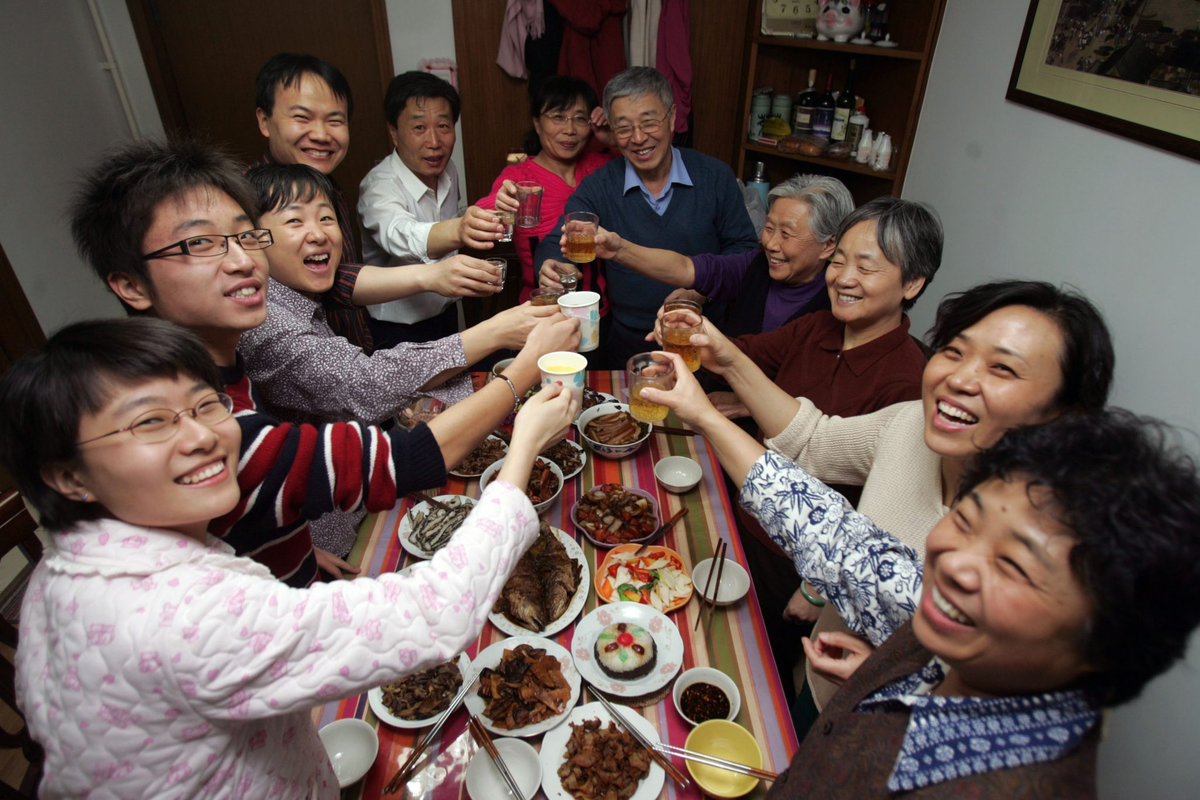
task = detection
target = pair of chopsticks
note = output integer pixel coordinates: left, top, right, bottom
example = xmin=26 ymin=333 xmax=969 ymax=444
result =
xmin=467 ymin=714 xmax=525 ymax=800
xmin=633 ymin=507 xmax=689 ymax=555
xmin=592 ymin=690 xmax=692 ymax=789
xmin=653 ymin=424 xmax=696 ymax=437
xmin=382 ymin=669 xmax=477 ymax=794
xmin=407 ymin=491 xmax=451 ymax=512
xmin=695 ymin=540 xmax=728 ymax=635
xmin=653 ymin=742 xmax=778 ymax=782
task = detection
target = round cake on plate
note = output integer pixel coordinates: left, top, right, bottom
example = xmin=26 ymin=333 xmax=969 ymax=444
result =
xmin=594 ymin=622 xmax=657 ymax=680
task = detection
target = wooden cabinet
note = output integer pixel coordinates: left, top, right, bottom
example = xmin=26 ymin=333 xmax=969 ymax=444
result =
xmin=734 ymin=0 xmax=947 ymax=202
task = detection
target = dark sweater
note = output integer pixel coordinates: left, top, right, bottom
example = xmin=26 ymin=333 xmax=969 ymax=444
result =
xmin=534 ymin=148 xmax=757 ymax=367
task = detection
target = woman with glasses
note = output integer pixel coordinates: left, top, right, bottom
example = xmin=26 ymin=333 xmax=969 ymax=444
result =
xmin=477 ymin=75 xmax=614 ymax=304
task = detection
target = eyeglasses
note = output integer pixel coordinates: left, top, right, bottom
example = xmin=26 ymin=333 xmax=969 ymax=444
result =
xmin=542 ymin=112 xmax=590 ymax=129
xmin=78 ymin=393 xmax=235 ymax=445
xmin=612 ymin=114 xmax=669 ymax=141
xmin=142 ymin=230 xmax=274 ymax=260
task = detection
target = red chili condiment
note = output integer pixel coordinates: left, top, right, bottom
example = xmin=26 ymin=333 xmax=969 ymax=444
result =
xmin=680 ymin=682 xmax=731 ymax=724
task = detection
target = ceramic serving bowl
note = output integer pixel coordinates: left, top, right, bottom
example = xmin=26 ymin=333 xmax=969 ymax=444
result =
xmin=318 ymin=718 xmax=378 ymax=788
xmin=464 ymin=737 xmax=541 ymax=800
xmin=570 ymin=485 xmax=660 ymax=549
xmin=480 ymin=456 xmax=564 ymax=513
xmin=684 ymin=719 xmax=762 ymax=798
xmin=654 ymin=456 xmax=703 ymax=493
xmin=576 ymin=402 xmax=652 ymax=459
xmin=672 ymin=666 xmax=741 ymax=726
xmin=691 ymin=557 xmax=751 ymax=606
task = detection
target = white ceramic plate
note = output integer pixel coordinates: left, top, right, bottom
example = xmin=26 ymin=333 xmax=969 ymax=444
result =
xmin=542 ymin=437 xmax=587 ymax=481
xmin=397 ymin=495 xmax=478 ymax=559
xmin=449 ymin=434 xmax=508 ymax=478
xmin=489 ymin=528 xmax=591 ymax=638
xmin=466 ymin=636 xmax=581 ymax=738
xmin=571 ymin=602 xmax=684 ymax=697
xmin=539 ymin=701 xmax=665 ymax=800
xmin=367 ymin=652 xmax=472 ymax=730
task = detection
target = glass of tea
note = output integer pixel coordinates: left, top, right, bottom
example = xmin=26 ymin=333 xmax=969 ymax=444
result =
xmin=563 ymin=211 xmax=599 ymax=264
xmin=658 ymin=308 xmax=703 ymax=372
xmin=531 ymin=287 xmax=564 ymax=306
xmin=627 ymin=352 xmax=675 ymax=424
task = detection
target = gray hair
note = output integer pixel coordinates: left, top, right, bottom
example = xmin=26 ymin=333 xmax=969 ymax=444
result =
xmin=602 ymin=67 xmax=674 ymax=120
xmin=835 ymin=196 xmax=944 ymax=311
xmin=767 ymin=174 xmax=855 ymax=244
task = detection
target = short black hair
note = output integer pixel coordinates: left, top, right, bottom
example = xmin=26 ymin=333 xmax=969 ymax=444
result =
xmin=0 ymin=318 xmax=224 ymax=533
xmin=522 ymin=76 xmax=600 ymax=156
xmin=70 ymin=137 xmax=258 ymax=297
xmin=835 ymin=197 xmax=943 ymax=311
xmin=928 ymin=280 xmax=1113 ymax=412
xmin=958 ymin=410 xmax=1200 ymax=707
xmin=246 ymin=163 xmax=336 ymax=221
xmin=255 ymin=53 xmax=353 ymax=119
xmin=384 ymin=71 xmax=461 ymax=128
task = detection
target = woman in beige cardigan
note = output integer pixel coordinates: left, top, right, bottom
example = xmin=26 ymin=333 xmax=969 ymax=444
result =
xmin=695 ymin=279 xmax=1115 ymax=717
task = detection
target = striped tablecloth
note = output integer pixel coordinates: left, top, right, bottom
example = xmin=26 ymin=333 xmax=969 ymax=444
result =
xmin=313 ymin=371 xmax=798 ymax=798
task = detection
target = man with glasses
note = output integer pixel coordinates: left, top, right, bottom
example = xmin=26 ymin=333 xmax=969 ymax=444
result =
xmin=359 ymin=71 xmax=506 ymax=347
xmin=534 ymin=67 xmax=758 ymax=368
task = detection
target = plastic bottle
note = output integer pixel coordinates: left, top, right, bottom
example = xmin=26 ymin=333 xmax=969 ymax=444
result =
xmin=747 ymin=162 xmax=771 ymax=211
xmin=872 ymin=134 xmax=893 ymax=172
xmin=847 ymin=105 xmax=869 ymax=156
xmin=855 ymin=129 xmax=874 ymax=164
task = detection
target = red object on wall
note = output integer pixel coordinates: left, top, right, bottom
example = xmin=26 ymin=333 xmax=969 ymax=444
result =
xmin=549 ymin=0 xmax=628 ymax=99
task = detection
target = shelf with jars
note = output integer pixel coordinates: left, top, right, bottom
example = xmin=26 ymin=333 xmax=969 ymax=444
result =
xmin=736 ymin=0 xmax=947 ymax=203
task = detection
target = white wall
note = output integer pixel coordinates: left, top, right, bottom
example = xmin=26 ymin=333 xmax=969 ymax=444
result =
xmin=0 ymin=1 xmax=165 ymax=334
xmin=903 ymin=2 xmax=1200 ymax=797
xmin=384 ymin=0 xmax=468 ymax=194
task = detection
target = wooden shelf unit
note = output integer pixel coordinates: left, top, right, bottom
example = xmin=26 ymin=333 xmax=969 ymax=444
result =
xmin=735 ymin=0 xmax=947 ymax=203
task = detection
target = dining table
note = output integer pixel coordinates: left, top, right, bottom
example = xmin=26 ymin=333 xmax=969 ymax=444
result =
xmin=311 ymin=371 xmax=799 ymax=799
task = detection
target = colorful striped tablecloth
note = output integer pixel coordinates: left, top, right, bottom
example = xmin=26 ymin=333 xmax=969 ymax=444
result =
xmin=313 ymin=371 xmax=798 ymax=798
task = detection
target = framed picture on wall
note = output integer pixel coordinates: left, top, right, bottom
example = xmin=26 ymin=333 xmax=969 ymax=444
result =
xmin=1007 ymin=0 xmax=1200 ymax=160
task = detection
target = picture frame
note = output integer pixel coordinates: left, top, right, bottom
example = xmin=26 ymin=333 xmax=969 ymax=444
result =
xmin=1006 ymin=0 xmax=1200 ymax=161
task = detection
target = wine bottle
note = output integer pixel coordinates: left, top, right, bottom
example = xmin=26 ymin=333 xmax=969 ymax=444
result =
xmin=813 ymin=74 xmax=835 ymax=140
xmin=831 ymin=60 xmax=857 ymax=142
xmin=792 ymin=69 xmax=818 ymax=135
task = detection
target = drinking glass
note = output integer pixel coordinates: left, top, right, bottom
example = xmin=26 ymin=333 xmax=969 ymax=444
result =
xmin=563 ymin=211 xmax=599 ymax=264
xmin=530 ymin=287 xmax=564 ymax=306
xmin=658 ymin=308 xmax=703 ymax=372
xmin=486 ymin=257 xmax=507 ymax=289
xmin=555 ymin=264 xmax=579 ymax=293
xmin=515 ymin=181 xmax=543 ymax=228
xmin=627 ymin=352 xmax=675 ymax=424
xmin=496 ymin=209 xmax=516 ymax=242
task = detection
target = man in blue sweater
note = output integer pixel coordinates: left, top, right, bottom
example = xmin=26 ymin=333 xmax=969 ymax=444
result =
xmin=536 ymin=67 xmax=758 ymax=368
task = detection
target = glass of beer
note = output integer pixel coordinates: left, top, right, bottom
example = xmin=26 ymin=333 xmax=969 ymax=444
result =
xmin=564 ymin=211 xmax=599 ymax=264
xmin=627 ymin=352 xmax=675 ymax=424
xmin=531 ymin=287 xmax=564 ymax=306
xmin=658 ymin=308 xmax=703 ymax=372
xmin=486 ymin=257 xmax=507 ymax=289
xmin=496 ymin=209 xmax=516 ymax=242
xmin=515 ymin=181 xmax=543 ymax=228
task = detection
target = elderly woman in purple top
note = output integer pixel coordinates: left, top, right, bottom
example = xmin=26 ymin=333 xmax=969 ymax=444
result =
xmin=586 ymin=174 xmax=854 ymax=340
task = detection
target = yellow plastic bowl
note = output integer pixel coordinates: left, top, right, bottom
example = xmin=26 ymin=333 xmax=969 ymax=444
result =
xmin=683 ymin=719 xmax=762 ymax=798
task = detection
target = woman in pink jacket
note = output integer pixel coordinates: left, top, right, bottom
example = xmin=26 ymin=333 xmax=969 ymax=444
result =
xmin=0 ymin=317 xmax=577 ymax=799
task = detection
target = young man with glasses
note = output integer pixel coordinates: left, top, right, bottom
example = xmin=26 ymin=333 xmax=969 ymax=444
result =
xmin=534 ymin=67 xmax=759 ymax=368
xmin=358 ymin=71 xmax=506 ymax=347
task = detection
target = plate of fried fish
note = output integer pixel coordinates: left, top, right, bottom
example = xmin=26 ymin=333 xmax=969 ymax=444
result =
xmin=491 ymin=521 xmax=589 ymax=637
xmin=467 ymin=638 xmax=580 ymax=737
xmin=397 ymin=495 xmax=477 ymax=559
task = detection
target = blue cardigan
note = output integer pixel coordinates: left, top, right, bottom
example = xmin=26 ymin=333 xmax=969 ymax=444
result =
xmin=534 ymin=148 xmax=757 ymax=367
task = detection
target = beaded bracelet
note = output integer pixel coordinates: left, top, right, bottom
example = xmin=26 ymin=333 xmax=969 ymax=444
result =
xmin=800 ymin=582 xmax=827 ymax=607
xmin=497 ymin=374 xmax=521 ymax=414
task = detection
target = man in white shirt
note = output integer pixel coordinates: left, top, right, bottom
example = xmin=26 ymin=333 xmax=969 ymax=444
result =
xmin=359 ymin=71 xmax=504 ymax=347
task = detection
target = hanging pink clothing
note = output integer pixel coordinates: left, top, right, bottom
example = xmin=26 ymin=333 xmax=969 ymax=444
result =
xmin=497 ymin=0 xmax=546 ymax=79
xmin=656 ymin=0 xmax=692 ymax=133
xmin=477 ymin=151 xmax=615 ymax=307
xmin=549 ymin=0 xmax=628 ymax=99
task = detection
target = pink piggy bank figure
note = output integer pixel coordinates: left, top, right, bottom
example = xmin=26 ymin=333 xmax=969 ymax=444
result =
xmin=815 ymin=0 xmax=865 ymax=42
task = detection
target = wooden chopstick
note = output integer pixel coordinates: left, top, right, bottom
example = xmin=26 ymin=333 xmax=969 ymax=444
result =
xmin=695 ymin=540 xmax=726 ymax=632
xmin=407 ymin=491 xmax=451 ymax=512
xmin=653 ymin=424 xmax=696 ymax=437
xmin=633 ymin=507 xmax=689 ymax=555
xmin=592 ymin=690 xmax=692 ymax=789
xmin=382 ymin=668 xmax=477 ymax=794
xmin=706 ymin=543 xmax=729 ymax=637
xmin=653 ymin=742 xmax=779 ymax=781
xmin=467 ymin=714 xmax=525 ymax=800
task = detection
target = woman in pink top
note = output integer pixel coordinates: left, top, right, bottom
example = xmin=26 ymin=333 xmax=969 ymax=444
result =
xmin=478 ymin=76 xmax=615 ymax=304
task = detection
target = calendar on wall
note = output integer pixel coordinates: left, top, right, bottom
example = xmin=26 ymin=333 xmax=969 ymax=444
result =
xmin=761 ymin=0 xmax=819 ymax=37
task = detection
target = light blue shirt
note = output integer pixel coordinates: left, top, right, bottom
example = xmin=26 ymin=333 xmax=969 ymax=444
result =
xmin=622 ymin=147 xmax=693 ymax=215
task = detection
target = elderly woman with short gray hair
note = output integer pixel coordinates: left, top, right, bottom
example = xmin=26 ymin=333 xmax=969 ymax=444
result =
xmin=587 ymin=173 xmax=856 ymax=340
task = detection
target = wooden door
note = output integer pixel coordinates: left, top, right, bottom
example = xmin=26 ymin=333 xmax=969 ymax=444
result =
xmin=0 ymin=242 xmax=47 ymax=496
xmin=125 ymin=0 xmax=396 ymax=252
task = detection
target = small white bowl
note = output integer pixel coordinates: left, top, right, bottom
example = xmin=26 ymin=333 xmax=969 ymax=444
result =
xmin=673 ymin=667 xmax=742 ymax=726
xmin=491 ymin=357 xmax=516 ymax=378
xmin=576 ymin=402 xmax=652 ymax=459
xmin=692 ymin=557 xmax=751 ymax=606
xmin=464 ymin=737 xmax=541 ymax=800
xmin=654 ymin=456 xmax=703 ymax=493
xmin=480 ymin=456 xmax=564 ymax=513
xmin=318 ymin=718 xmax=378 ymax=788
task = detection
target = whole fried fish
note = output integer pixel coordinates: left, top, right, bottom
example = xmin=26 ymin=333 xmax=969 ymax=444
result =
xmin=494 ymin=521 xmax=582 ymax=631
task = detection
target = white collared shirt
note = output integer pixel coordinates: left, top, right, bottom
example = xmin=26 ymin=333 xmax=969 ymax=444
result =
xmin=358 ymin=150 xmax=461 ymax=324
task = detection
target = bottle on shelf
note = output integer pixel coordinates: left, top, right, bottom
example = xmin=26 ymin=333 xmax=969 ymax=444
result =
xmin=871 ymin=133 xmax=893 ymax=172
xmin=856 ymin=129 xmax=874 ymax=164
xmin=747 ymin=161 xmax=771 ymax=211
xmin=791 ymin=69 xmax=818 ymax=136
xmin=813 ymin=74 xmax=836 ymax=140
xmin=748 ymin=93 xmax=771 ymax=140
xmin=831 ymin=60 xmax=857 ymax=143
xmin=847 ymin=104 xmax=869 ymax=156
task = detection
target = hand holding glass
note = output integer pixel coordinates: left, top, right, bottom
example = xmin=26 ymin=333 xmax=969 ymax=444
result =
xmin=515 ymin=181 xmax=543 ymax=228
xmin=563 ymin=211 xmax=599 ymax=264
xmin=627 ymin=352 xmax=676 ymax=423
xmin=658 ymin=309 xmax=703 ymax=372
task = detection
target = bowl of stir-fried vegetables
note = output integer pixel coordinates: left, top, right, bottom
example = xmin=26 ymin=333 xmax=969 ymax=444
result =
xmin=571 ymin=484 xmax=660 ymax=548
xmin=595 ymin=545 xmax=693 ymax=613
